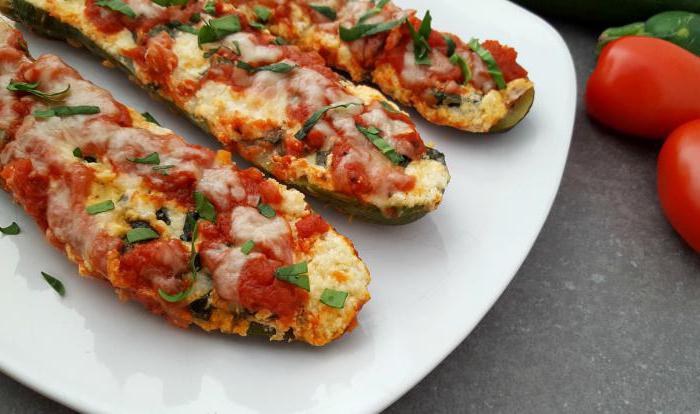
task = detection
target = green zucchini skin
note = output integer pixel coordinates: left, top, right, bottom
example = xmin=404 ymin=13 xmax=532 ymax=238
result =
xmin=489 ymin=87 xmax=535 ymax=133
xmin=512 ymin=0 xmax=700 ymax=24
xmin=7 ymin=0 xmax=446 ymax=224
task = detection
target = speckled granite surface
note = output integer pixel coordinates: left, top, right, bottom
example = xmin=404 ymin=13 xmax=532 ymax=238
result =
xmin=3 ymin=17 xmax=700 ymax=414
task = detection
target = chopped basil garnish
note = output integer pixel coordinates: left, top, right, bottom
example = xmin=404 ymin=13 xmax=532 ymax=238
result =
xmin=406 ymin=11 xmax=432 ymax=65
xmin=86 ymin=200 xmax=115 ymax=215
xmin=295 ymin=102 xmax=360 ymax=140
xmin=240 ymin=239 xmax=255 ymax=255
xmin=95 ymin=0 xmax=136 ymax=18
xmin=356 ymin=124 xmax=405 ymax=165
xmin=274 ymin=261 xmax=310 ymax=291
xmin=126 ymin=227 xmax=159 ymax=243
xmin=174 ymin=22 xmax=198 ymax=34
xmin=443 ymin=34 xmax=456 ymax=57
xmin=151 ymin=0 xmax=187 ymax=7
xmin=33 ymin=105 xmax=100 ymax=118
xmin=190 ymin=12 xmax=201 ymax=23
xmin=257 ymin=202 xmax=276 ymax=218
xmin=203 ymin=1 xmax=216 ymax=15
xmin=194 ymin=191 xmax=216 ymax=222
xmin=7 ymin=80 xmax=70 ymax=102
xmin=181 ymin=211 xmax=198 ymax=241
xmin=128 ymin=152 xmax=160 ymax=164
xmin=381 ymin=100 xmax=400 ymax=114
xmin=272 ymin=36 xmax=288 ymax=45
xmin=254 ymin=5 xmax=272 ymax=22
xmin=249 ymin=21 xmax=266 ymax=30
xmin=198 ymin=15 xmax=241 ymax=46
xmin=141 ymin=111 xmax=160 ymax=125
xmin=310 ymin=4 xmax=336 ymax=20
xmin=41 ymin=272 xmax=65 ymax=296
xmin=468 ymin=38 xmax=506 ymax=90
xmin=449 ymin=53 xmax=471 ymax=85
xmin=339 ymin=17 xmax=405 ymax=42
xmin=73 ymin=147 xmax=83 ymax=158
xmin=320 ymin=288 xmax=348 ymax=308
xmin=159 ymin=214 xmax=200 ymax=302
xmin=152 ymin=164 xmax=174 ymax=175
xmin=0 ymin=222 xmax=20 ymax=235
xmin=357 ymin=0 xmax=389 ymax=23
xmin=235 ymin=61 xmax=296 ymax=73
xmin=230 ymin=40 xmax=241 ymax=55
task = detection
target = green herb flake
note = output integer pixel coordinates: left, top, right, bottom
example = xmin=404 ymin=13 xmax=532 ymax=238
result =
xmin=257 ymin=202 xmax=276 ymax=218
xmin=198 ymin=14 xmax=241 ymax=46
xmin=272 ymin=36 xmax=288 ymax=45
xmin=86 ymin=200 xmax=115 ymax=215
xmin=449 ymin=53 xmax=472 ymax=85
xmin=295 ymin=102 xmax=360 ymax=140
xmin=249 ymin=21 xmax=266 ymax=30
xmin=33 ymin=105 xmax=100 ymax=118
xmin=310 ymin=4 xmax=336 ymax=20
xmin=126 ymin=227 xmax=160 ymax=243
xmin=127 ymin=152 xmax=160 ymax=165
xmin=406 ymin=11 xmax=432 ymax=65
xmin=443 ymin=34 xmax=456 ymax=57
xmin=175 ymin=22 xmax=198 ymax=34
xmin=203 ymin=0 xmax=216 ymax=14
xmin=95 ymin=0 xmax=137 ymax=18
xmin=42 ymin=272 xmax=65 ymax=296
xmin=468 ymin=38 xmax=506 ymax=90
xmin=151 ymin=0 xmax=188 ymax=6
xmin=73 ymin=147 xmax=83 ymax=158
xmin=240 ymin=239 xmax=255 ymax=255
xmin=357 ymin=0 xmax=389 ymax=23
xmin=194 ymin=191 xmax=217 ymax=222
xmin=158 ymin=274 xmax=195 ymax=302
xmin=380 ymin=100 xmax=400 ymax=114
xmin=152 ymin=164 xmax=174 ymax=175
xmin=254 ymin=5 xmax=272 ymax=22
xmin=230 ymin=40 xmax=241 ymax=55
xmin=356 ymin=124 xmax=405 ymax=165
xmin=159 ymin=215 xmax=200 ymax=302
xmin=274 ymin=261 xmax=310 ymax=291
xmin=320 ymin=288 xmax=348 ymax=308
xmin=0 ymin=222 xmax=20 ymax=235
xmin=141 ymin=111 xmax=160 ymax=125
xmin=7 ymin=80 xmax=71 ymax=102
xmin=339 ymin=17 xmax=405 ymax=42
xmin=235 ymin=60 xmax=296 ymax=73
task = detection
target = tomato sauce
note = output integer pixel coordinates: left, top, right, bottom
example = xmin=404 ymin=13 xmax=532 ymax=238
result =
xmin=118 ymin=239 xmax=190 ymax=291
xmin=295 ymin=214 xmax=329 ymax=239
xmin=238 ymin=256 xmax=307 ymax=323
xmin=482 ymin=40 xmax=528 ymax=82
xmin=0 ymin=159 xmax=49 ymax=229
xmin=145 ymin=170 xmax=199 ymax=207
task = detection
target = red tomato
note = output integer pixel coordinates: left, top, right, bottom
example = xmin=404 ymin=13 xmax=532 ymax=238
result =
xmin=658 ymin=119 xmax=700 ymax=251
xmin=586 ymin=37 xmax=700 ymax=139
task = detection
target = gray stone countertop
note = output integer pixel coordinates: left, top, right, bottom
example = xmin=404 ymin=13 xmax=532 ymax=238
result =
xmin=3 ymin=17 xmax=700 ymax=414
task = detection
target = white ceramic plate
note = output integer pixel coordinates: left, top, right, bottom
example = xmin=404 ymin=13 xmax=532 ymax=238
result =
xmin=0 ymin=1 xmax=575 ymax=412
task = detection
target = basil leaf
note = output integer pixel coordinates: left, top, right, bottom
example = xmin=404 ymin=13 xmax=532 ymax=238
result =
xmin=193 ymin=191 xmax=216 ymax=222
xmin=198 ymin=15 xmax=241 ymax=45
xmin=41 ymin=272 xmax=65 ymax=296
xmin=249 ymin=21 xmax=266 ymax=30
xmin=257 ymin=202 xmax=276 ymax=218
xmin=240 ymin=240 xmax=255 ymax=255
xmin=230 ymin=40 xmax=241 ymax=55
xmin=449 ymin=53 xmax=471 ymax=85
xmin=86 ymin=200 xmax=115 ymax=215
xmin=295 ymin=102 xmax=360 ymax=140
xmin=381 ymin=100 xmax=400 ymax=114
xmin=7 ymin=80 xmax=70 ymax=102
xmin=443 ymin=34 xmax=456 ymax=57
xmin=254 ymin=5 xmax=272 ymax=22
xmin=203 ymin=1 xmax=216 ymax=15
xmin=152 ymin=164 xmax=174 ymax=175
xmin=95 ymin=0 xmax=137 ymax=18
xmin=235 ymin=60 xmax=296 ymax=73
xmin=128 ymin=152 xmax=160 ymax=164
xmin=468 ymin=38 xmax=506 ymax=90
xmin=356 ymin=124 xmax=405 ymax=165
xmin=141 ymin=111 xmax=160 ymax=125
xmin=174 ymin=22 xmax=198 ymax=34
xmin=73 ymin=147 xmax=83 ymax=158
xmin=126 ymin=227 xmax=159 ymax=243
xmin=203 ymin=47 xmax=219 ymax=58
xmin=357 ymin=0 xmax=389 ymax=23
xmin=0 ymin=222 xmax=20 ymax=235
xmin=158 ymin=282 xmax=194 ymax=302
xmin=310 ymin=4 xmax=336 ymax=20
xmin=33 ymin=105 xmax=100 ymax=118
xmin=274 ymin=261 xmax=310 ymax=291
xmin=160 ymin=215 xmax=200 ymax=302
xmin=272 ymin=36 xmax=288 ymax=45
xmin=190 ymin=12 xmax=201 ymax=23
xmin=406 ymin=11 xmax=432 ymax=65
xmin=320 ymin=288 xmax=348 ymax=308
xmin=151 ymin=0 xmax=188 ymax=7
xmin=339 ymin=17 xmax=405 ymax=42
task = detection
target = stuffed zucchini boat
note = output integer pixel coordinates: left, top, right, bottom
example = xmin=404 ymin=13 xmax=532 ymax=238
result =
xmin=0 ymin=19 xmax=370 ymax=345
xmin=3 ymin=0 xmax=450 ymax=224
xmin=232 ymin=0 xmax=535 ymax=133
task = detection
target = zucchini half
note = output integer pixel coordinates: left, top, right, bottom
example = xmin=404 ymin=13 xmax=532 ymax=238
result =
xmin=4 ymin=0 xmax=450 ymax=224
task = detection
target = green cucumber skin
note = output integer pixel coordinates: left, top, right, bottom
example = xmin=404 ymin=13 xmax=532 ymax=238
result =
xmin=512 ymin=0 xmax=700 ymax=24
xmin=8 ymin=0 xmax=442 ymax=224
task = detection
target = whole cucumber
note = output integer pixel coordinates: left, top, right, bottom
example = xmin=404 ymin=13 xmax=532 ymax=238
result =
xmin=598 ymin=11 xmax=700 ymax=56
xmin=512 ymin=0 xmax=700 ymax=24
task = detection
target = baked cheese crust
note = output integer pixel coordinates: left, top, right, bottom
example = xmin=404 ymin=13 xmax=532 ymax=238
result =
xmin=0 ymin=22 xmax=370 ymax=345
